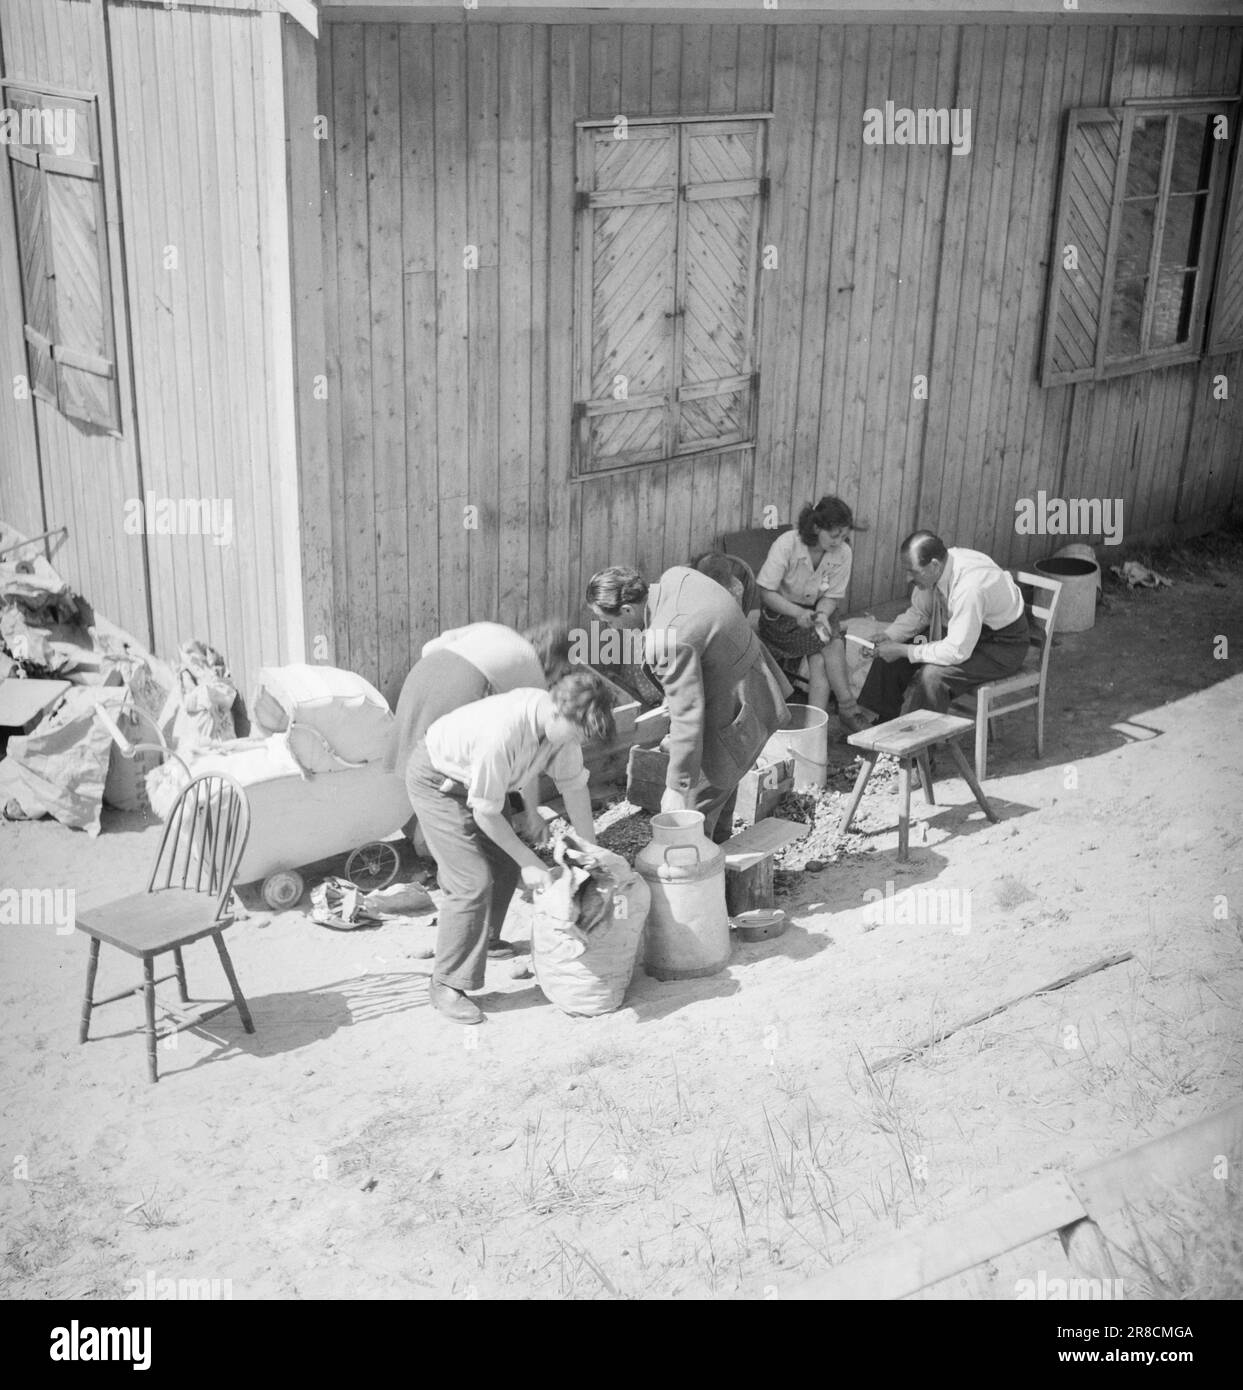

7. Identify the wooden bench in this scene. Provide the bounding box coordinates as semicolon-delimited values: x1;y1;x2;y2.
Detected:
722;817;808;912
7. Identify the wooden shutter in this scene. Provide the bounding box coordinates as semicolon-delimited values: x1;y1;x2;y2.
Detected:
1041;108;1123;388
2;87;120;431
1208;116;1243;355
5;89;58;404
676;120;764;451
575;124;678;472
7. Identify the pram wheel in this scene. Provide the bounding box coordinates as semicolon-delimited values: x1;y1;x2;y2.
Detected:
262;869;304;910
345;840;401;892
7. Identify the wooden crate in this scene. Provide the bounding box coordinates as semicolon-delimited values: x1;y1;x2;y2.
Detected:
625;744;668;812
734;756;794;827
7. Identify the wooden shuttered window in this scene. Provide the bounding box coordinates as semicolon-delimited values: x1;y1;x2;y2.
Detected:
1042;109;1121;386
1208;118;1243;355
2;85;121;432
1042;101;1239;386
574;118;765;474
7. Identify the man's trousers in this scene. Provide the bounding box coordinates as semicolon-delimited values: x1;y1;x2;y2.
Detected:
405;741;520;993
858;613;1031;722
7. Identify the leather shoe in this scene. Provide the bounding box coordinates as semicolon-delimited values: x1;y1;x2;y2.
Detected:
429;978;483;1024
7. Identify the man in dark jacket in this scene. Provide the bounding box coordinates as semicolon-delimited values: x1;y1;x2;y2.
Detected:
587;565;791;843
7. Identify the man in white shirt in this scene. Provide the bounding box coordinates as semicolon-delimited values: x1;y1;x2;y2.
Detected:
859;531;1030;723
406;675;610;1024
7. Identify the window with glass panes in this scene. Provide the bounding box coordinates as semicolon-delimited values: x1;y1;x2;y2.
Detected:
1042;101;1243;385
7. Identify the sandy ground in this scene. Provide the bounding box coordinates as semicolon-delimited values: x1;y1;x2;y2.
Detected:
2;555;1241;1300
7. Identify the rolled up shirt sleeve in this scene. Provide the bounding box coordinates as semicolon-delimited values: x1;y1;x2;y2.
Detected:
547;740;590;797
909;591;985;667
885;590;931;644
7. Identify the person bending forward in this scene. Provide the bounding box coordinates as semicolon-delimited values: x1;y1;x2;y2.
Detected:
587;564;790;844
406;673;614;1025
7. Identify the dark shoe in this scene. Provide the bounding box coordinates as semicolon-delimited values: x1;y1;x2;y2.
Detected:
428;979;483;1024
486;940;514;959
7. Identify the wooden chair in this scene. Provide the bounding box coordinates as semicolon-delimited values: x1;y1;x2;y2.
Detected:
692;550;759;615
950;571;1063;781
77;773;254;1083
715;526;792;598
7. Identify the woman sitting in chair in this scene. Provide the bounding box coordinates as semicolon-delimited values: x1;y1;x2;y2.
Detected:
755;495;872;734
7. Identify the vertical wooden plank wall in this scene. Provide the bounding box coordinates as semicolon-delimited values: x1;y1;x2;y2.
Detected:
313;18;1243;700
0;0;149;646
0;0;300;693
0;3;41;536
104;2;296;693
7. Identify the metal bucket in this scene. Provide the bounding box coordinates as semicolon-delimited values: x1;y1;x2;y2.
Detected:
761;704;830;791
1034;556;1098;634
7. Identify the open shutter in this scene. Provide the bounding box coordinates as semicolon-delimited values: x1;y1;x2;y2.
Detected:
1041;108;1123;387
45;95;119;431
675;120;764;450
575;124;678;473
1;87;120;432
5;90;58;404
1208;116;1243;355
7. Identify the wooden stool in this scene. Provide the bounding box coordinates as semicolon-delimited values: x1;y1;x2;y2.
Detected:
838;710;998;861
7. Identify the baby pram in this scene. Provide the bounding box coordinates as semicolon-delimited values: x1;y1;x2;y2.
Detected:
98;664;412;909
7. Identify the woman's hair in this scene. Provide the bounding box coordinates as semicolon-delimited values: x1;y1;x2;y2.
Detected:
796;495;855;546
549;669;616;744
521;618;574;684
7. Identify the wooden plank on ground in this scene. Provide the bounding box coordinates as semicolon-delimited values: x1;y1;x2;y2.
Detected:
788;1172;1086;1300
723;816;807;869
871;951;1136;1072
1070;1099;1243;1218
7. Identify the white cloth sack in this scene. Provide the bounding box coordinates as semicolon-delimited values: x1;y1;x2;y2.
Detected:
531;842;650;1017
